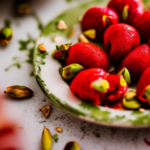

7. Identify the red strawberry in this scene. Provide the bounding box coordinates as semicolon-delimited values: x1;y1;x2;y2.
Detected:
104;23;140;62
107;0;144;26
135;11;150;45
70;69;128;105
136;67;150;103
119;44;150;81
66;42;111;72
81;7;119;41
70;68;107;105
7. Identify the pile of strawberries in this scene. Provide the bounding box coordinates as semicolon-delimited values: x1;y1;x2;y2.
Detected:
53;0;150;110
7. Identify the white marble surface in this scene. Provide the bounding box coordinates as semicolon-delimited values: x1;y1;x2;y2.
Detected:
1;0;150;150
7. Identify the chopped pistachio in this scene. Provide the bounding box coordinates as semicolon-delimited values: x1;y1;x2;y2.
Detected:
40;105;51;118
120;77;127;86
78;34;89;43
102;15;113;27
118;67;131;84
41;126;52;150
57;20;67;30
124;91;136;100
0;27;13;46
123;98;141;109
91;79;110;93
62;64;84;80
39;44;47;53
122;5;129;22
54;134;59;143
55;127;63;133
63;141;80;150
53;36;63;43
4;85;33;98
83;29;96;39
139;108;146;112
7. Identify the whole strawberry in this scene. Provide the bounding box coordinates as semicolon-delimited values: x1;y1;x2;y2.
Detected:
104;23;140;62
119;44;150;81
135;11;150;45
136;67;150;103
107;0;144;26
70;68;108;105
70;68;128;105
66;42;111;72
81;7;119;41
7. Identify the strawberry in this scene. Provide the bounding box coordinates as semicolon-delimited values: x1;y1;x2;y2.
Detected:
136;67;150;103
70;69;128;105
107;0;144;26
66;42;111;72
70;68;107;105
135;11;150;45
119;44;150;81
104;23;140;62
81;7;119;41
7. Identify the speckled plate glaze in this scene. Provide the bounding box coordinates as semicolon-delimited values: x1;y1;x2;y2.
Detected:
33;0;150;128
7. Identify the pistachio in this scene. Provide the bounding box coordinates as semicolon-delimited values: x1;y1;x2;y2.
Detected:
122;5;129;22
83;29;96;39
124;90;136;100
120;77;127;86
40;105;51;118
78;34;89;43
55;127;63;133
4;85;33;98
52;42;72;60
62;64;84;80
54;134;59;143
0;27;13;46
123;98;141;109
118;67;131;84
39;44;47;53
57;20;67;30
53;36;63;43
143;85;150;101
102;15;112;27
91;79;110;93
41;126;52;150
63;141;80;150
139;108;146;112
17;2;30;15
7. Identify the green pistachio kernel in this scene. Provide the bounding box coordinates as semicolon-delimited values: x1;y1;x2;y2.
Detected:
120;77;127;86
91;79;110;93
144;85;150;101
122;5;129;22
83;29;96;39
123;98;141;109
62;64;84;80
118;67;131;84
0;27;12;39
124;90;136;100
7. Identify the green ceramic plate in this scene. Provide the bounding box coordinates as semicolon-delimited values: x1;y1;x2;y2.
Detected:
33;0;150;128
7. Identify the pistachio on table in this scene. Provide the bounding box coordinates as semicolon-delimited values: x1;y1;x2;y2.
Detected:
63;141;80;150
0;27;13;46
40;105;51;118
4;85;33;98
55;127;63;133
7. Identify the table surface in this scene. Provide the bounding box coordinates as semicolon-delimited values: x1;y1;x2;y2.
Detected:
1;0;150;150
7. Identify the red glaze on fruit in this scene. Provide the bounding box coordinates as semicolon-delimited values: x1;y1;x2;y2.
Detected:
70;68;108;105
104;23;140;62
108;0;144;26
70;69;128;105
81;7;119;40
66;42;111;72
135;11;150;44
136;67;150;102
119;44;150;81
100;75;128;103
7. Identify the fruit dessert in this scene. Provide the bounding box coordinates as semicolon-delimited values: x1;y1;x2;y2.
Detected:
135;11;150;46
52;0;150;111
104;23;140;62
81;7;119;41
107;0;144;26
